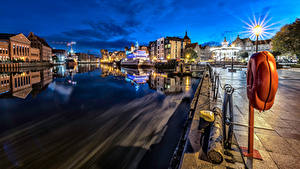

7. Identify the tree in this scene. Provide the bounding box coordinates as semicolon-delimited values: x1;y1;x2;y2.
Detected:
184;48;198;62
272;19;300;60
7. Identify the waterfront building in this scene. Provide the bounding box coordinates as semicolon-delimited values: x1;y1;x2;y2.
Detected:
199;45;212;61
52;49;67;63
100;49;109;62
76;53;89;62
28;32;52;62
231;35;272;59
210;37;240;61
149;41;157;61
30;48;40;62
0;41;9;62
0;33;31;62
207;36;272;61
149;32;191;61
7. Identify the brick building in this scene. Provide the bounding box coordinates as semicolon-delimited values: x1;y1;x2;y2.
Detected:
0;33;31;62
27;32;52;62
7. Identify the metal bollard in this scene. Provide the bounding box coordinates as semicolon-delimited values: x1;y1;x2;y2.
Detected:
222;84;234;149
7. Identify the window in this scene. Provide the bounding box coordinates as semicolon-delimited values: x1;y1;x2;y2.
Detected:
6;49;7;54
15;78;17;88
13;45;16;55
0;49;2;54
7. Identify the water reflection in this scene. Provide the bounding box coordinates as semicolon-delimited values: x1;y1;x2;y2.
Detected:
0;69;53;99
149;72;192;94
0;64;199;169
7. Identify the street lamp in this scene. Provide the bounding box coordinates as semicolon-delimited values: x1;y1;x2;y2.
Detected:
252;25;263;52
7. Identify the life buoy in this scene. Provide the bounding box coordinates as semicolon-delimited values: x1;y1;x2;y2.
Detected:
247;51;278;111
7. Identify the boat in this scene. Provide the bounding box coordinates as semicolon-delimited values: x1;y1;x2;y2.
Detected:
121;42;153;68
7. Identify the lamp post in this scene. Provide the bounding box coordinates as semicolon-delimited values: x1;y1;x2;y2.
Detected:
252;25;262;53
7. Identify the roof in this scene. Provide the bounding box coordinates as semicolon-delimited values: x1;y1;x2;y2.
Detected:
232;35;271;45
166;36;183;41
185;43;198;49
0;33;17;40
184;31;190;40
28;32;51;48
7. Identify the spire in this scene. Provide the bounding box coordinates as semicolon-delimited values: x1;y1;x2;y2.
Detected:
185;30;187;37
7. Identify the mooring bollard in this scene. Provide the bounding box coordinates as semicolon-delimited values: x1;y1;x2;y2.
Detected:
207;107;224;164
222;84;234;149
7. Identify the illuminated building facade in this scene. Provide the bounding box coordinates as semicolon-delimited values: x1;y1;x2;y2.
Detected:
0;33;31;62
28;32;52;62
149;32;191;61
210;37;240;61
231;35;272;59
52;49;67;63
30;48;40;62
0;41;9;61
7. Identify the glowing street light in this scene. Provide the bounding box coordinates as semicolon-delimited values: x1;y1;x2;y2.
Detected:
252;25;263;52
242;13;277;53
252;25;263;36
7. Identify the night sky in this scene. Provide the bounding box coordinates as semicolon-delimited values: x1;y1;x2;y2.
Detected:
0;0;299;53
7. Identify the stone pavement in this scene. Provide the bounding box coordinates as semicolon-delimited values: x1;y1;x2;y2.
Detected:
214;67;300;169
180;72;245;169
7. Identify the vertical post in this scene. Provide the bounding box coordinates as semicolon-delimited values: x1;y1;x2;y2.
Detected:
231;56;233;70
256;35;258;53
248;104;254;155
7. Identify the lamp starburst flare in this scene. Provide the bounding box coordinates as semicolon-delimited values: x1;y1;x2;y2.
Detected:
241;13;277;41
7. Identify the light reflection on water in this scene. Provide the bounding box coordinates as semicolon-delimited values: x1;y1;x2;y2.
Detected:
0;64;199;169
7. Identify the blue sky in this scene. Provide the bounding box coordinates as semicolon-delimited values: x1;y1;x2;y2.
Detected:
0;0;299;53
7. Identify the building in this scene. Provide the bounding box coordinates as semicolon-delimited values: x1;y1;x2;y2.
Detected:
30;48;40;62
0;41;9;62
208;36;272;61
100;49;109;62
52;49;67;63
27;32;52;62
231;35;272;59
0;33;31;62
149;31;191;61
210;37;240;61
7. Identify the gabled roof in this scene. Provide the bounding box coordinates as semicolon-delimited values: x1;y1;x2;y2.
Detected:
28;32;51;48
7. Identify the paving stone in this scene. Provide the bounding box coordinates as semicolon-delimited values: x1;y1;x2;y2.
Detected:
269;153;300;169
256;133;298;155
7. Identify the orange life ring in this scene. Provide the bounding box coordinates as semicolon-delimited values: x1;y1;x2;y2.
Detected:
247;51;278;111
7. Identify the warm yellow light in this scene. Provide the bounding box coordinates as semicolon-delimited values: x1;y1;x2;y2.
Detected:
186;54;190;59
252;25;262;36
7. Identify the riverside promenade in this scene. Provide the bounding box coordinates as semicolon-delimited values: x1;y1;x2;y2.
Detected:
214;67;300;169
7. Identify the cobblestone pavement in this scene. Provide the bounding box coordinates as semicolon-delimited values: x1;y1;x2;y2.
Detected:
214;67;300;169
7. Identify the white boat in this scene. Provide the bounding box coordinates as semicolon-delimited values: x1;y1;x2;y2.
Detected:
121;49;153;68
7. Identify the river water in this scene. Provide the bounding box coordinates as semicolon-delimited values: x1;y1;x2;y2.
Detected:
0;64;200;169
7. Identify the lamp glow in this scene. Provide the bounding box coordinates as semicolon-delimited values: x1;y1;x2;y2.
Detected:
252;25;263;36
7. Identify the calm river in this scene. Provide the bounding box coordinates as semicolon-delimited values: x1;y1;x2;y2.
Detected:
0;64;200;169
